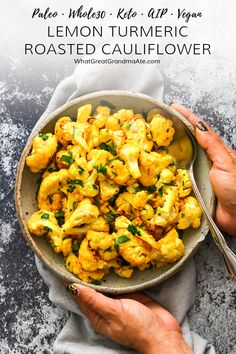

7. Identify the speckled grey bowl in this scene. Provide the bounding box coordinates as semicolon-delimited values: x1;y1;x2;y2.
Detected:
15;91;214;294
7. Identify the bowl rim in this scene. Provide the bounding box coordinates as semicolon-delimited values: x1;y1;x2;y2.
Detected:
15;90;215;294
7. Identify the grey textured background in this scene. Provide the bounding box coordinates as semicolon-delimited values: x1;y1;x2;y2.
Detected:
1;0;236;352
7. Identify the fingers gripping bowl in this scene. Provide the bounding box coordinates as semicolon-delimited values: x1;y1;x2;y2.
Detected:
15;91;214;294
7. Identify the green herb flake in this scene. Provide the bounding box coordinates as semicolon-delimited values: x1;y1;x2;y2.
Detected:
47;167;54;173
99;142;117;156
127;224;141;236
94;164;107;176
125;124;132;130
163;182;174;186
105;247;112;252
134;185;142;192
92;184;98;190
107;157;119;165
39;133;49;141
60;151;75;167
54;210;65;226
72;239;82;255
43;226;52;233
108;196;116;207
159;186;164;197
147;186;157;193
78;165;85;175
41;213;49;220
114;235;130;251
70;179;84;187
107;211;117;223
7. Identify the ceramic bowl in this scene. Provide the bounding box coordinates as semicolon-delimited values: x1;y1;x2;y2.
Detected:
15;91;214;294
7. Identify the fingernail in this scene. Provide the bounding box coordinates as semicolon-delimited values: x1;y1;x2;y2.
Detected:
66;283;78;295
196;121;208;131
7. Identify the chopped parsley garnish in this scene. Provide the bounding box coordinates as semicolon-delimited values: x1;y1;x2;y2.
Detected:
134;185;142;192
163;182;174;186
105;247;112;252
99;142;117;156
128;224;141;236
72;239;82;255
70;179;84;187
92;184;98;190
39;133;49;141
114;236;130;251
54;210;65;226
47;167;54;173
78;165;85;175
158;186;164;197
41;213;49;220
94;164;107;175
107;157;119;165
91;279;102;285
147;186;157;193
60;151;75;167
43;226;52;233
107;211;117;223
108;196;116;207
125;124;132;130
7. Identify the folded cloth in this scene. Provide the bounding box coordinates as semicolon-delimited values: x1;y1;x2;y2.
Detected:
35;63;215;354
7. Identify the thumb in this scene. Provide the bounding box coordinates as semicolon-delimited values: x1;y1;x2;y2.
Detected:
72;284;117;319
171;104;232;169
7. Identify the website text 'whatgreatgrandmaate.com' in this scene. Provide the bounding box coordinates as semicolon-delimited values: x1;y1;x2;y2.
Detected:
74;58;161;64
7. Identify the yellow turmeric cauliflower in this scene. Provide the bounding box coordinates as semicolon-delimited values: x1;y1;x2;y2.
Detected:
26;133;58;173
27;104;202;284
150;114;175;147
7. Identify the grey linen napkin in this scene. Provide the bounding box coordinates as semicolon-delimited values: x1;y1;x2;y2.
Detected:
35;63;215;354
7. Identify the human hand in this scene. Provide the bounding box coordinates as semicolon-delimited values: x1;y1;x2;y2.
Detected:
66;283;193;354
171;104;236;236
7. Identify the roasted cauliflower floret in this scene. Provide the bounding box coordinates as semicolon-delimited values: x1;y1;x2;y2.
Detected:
93;105;111;128
157;228;184;263
54;117;72;146
123;118;153;152
65;253;107;283
113;109;134;124
99;180;119;202
150;114;175;147
62;198;99;235
61;238;73;256
87;149;109;171
159;168;174;184
27;210;64;253
38;169;70;210
175;169;192;197
153;186;179;227
79;239;108;272
132;191;149;210
178;196;202;229
86;231;118;261
119;143;141;178
77;104;92;123
114;266;133;278
115;216;158;249
107;159;131;185
26;133;58;173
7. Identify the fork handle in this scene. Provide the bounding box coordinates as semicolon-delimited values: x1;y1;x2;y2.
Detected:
190;172;236;280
